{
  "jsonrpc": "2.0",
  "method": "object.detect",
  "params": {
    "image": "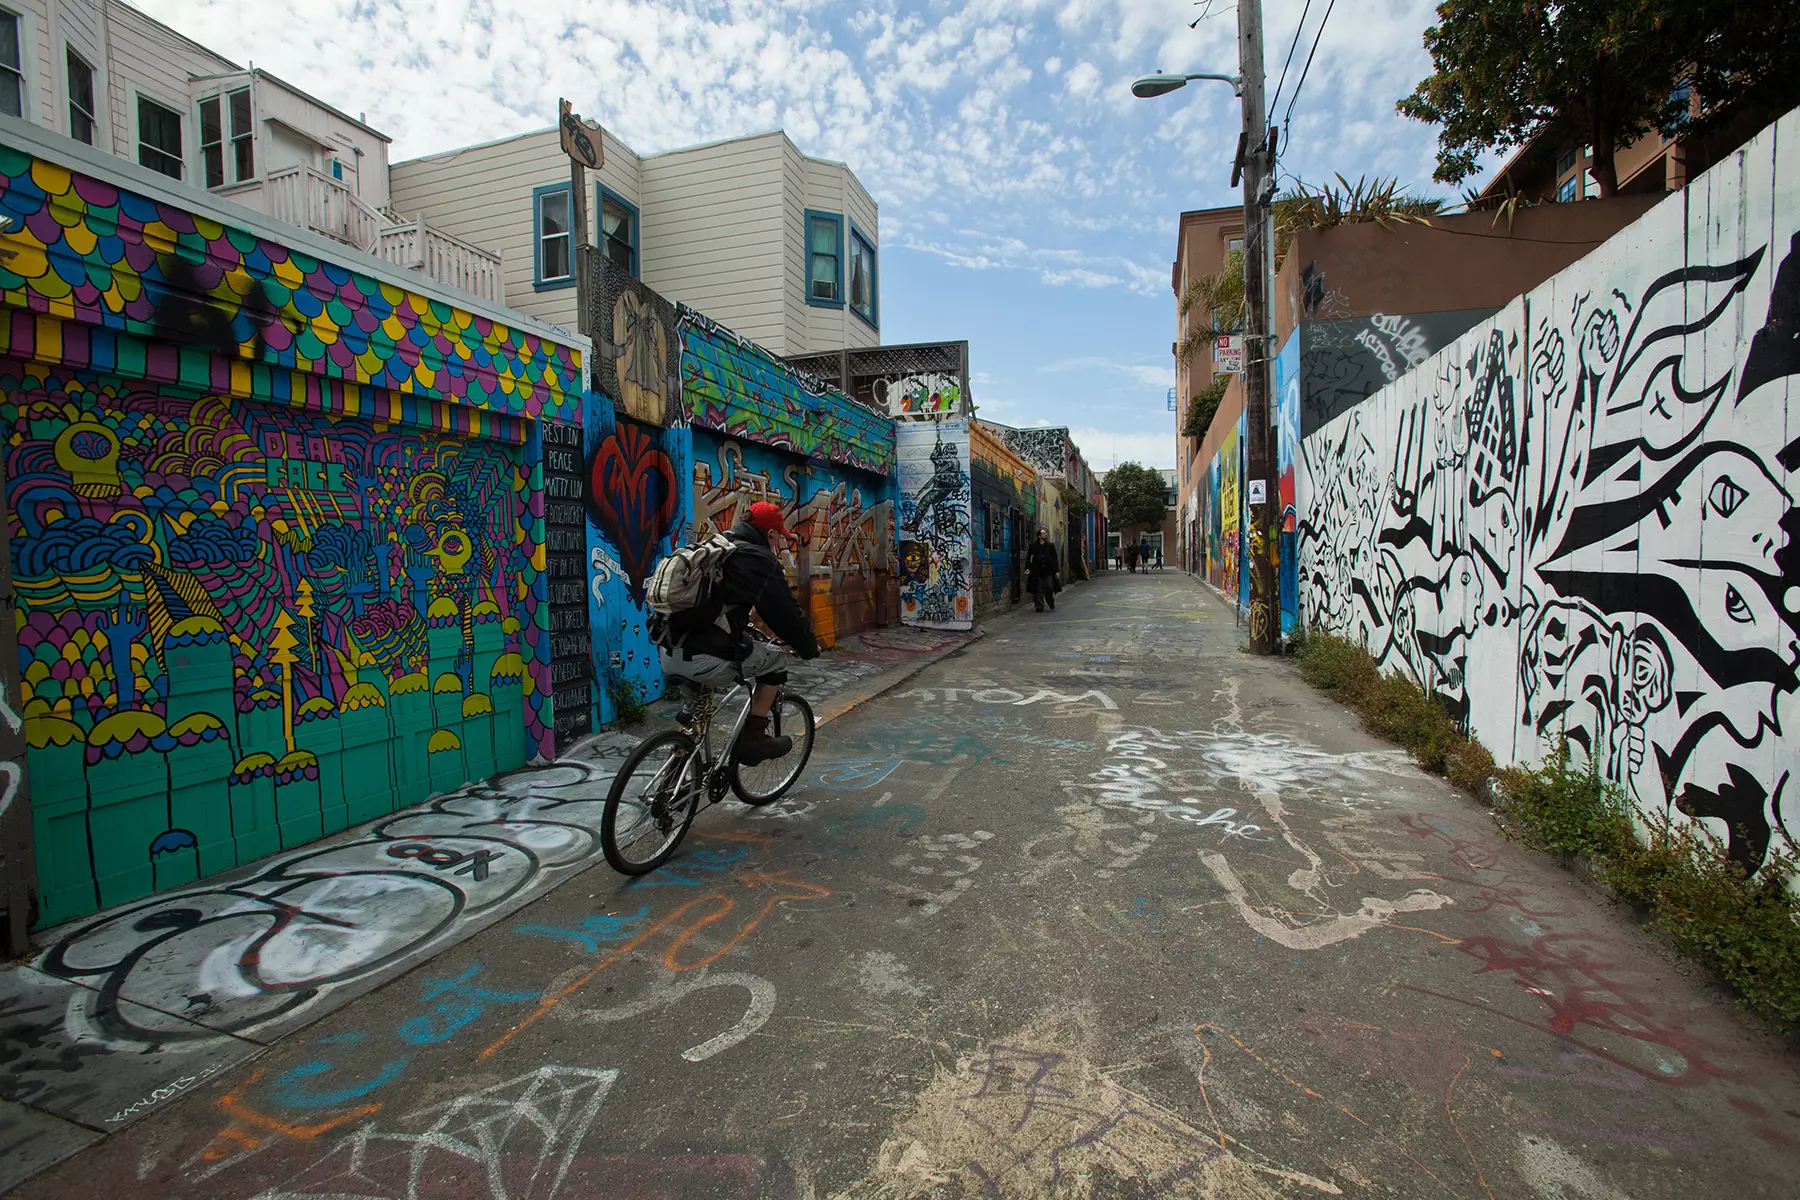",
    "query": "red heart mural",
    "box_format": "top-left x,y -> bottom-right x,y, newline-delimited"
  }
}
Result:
587,420 -> 678,603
